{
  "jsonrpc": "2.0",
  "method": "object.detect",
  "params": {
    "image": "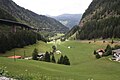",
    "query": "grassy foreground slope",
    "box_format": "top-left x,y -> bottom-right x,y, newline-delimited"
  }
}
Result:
0,41 -> 120,80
